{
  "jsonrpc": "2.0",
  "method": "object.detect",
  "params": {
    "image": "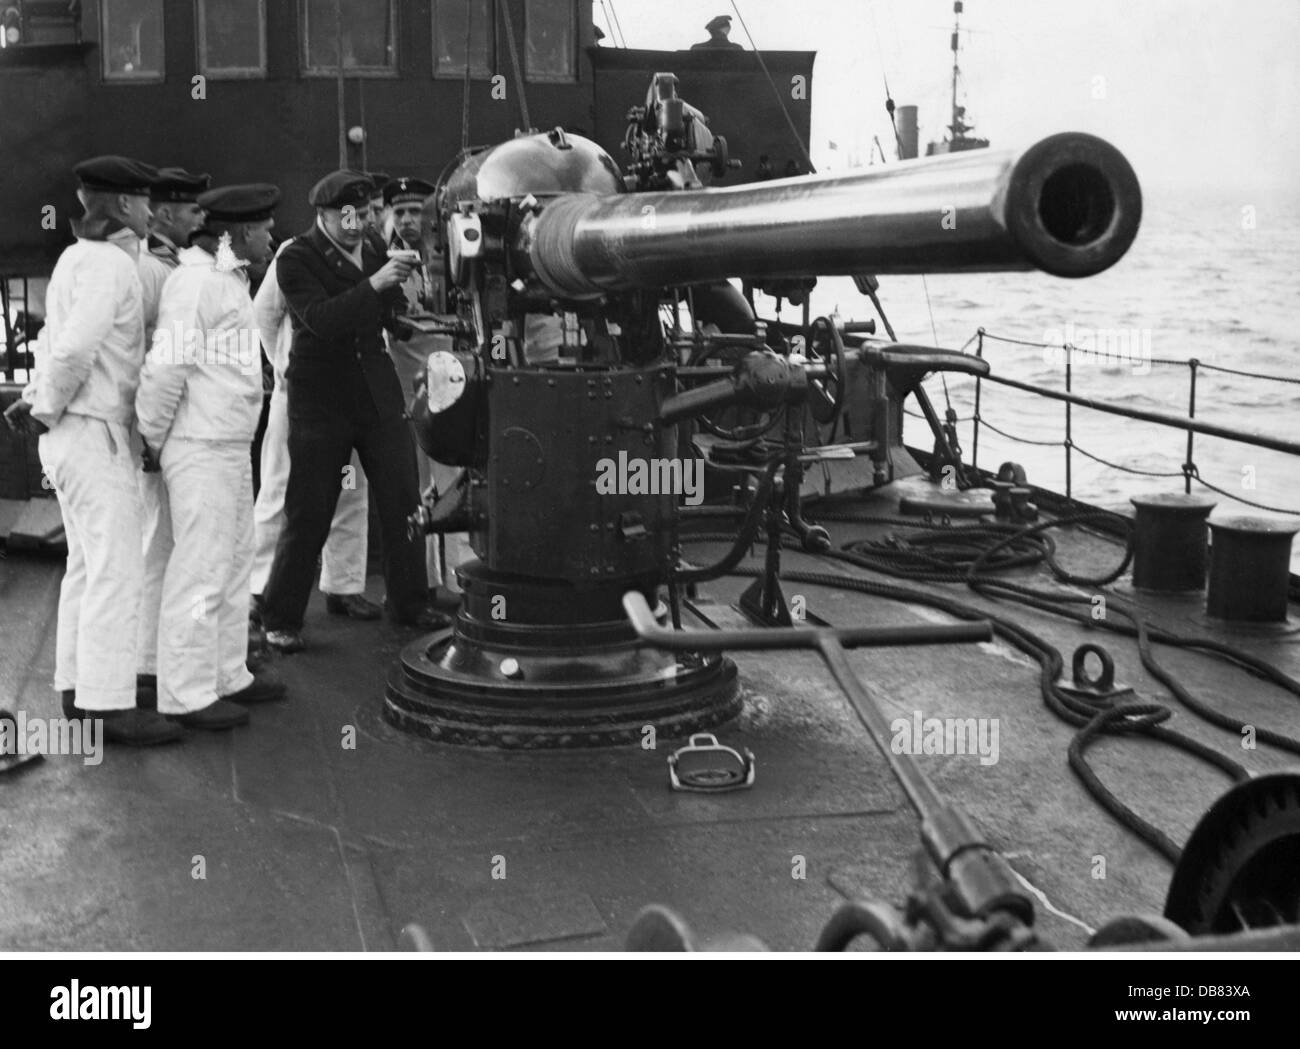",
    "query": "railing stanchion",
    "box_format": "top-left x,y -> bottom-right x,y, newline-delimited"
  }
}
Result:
1185,359 -> 1198,495
1064,343 -> 1073,500
972,328 -> 984,473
